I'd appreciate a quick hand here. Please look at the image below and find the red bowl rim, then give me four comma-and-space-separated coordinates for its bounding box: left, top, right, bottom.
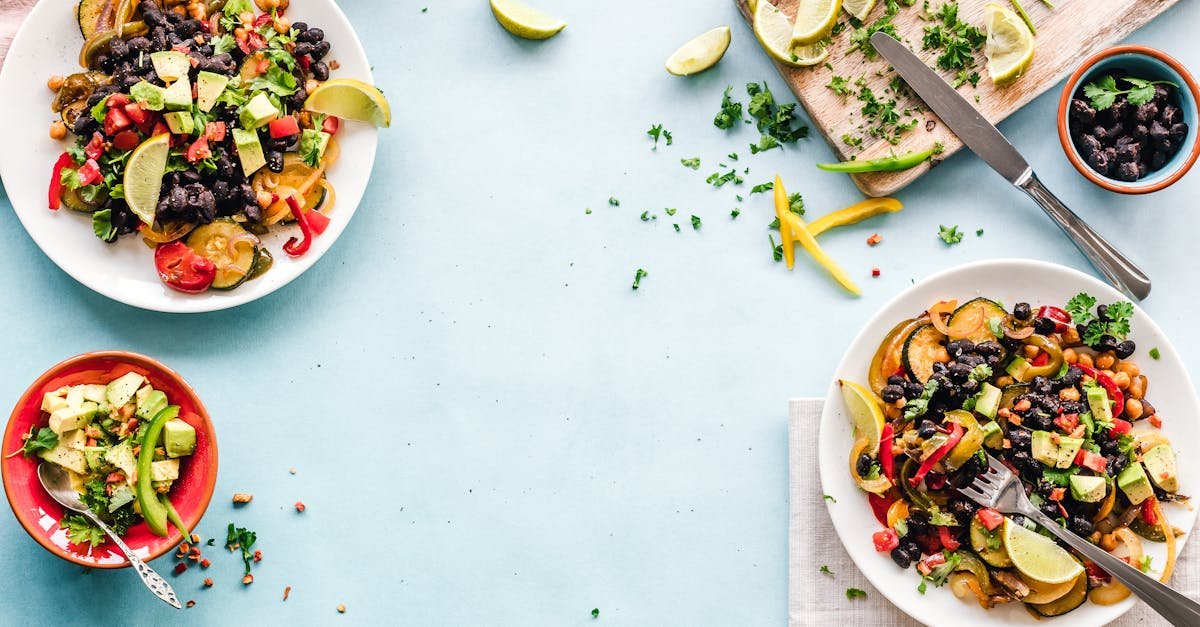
1057, 44, 1200, 195
1, 351, 217, 568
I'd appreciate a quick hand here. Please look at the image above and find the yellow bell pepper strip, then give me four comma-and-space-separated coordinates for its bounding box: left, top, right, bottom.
773, 176, 862, 296
807, 197, 903, 237
135, 405, 179, 537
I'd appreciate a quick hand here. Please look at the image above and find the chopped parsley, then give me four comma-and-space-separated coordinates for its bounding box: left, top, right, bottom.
1066, 292, 1134, 344
820, 565, 834, 576
1149, 347, 1161, 360
647, 123, 672, 148
665, 208, 677, 216
730, 209, 741, 219
227, 524, 259, 576
749, 182, 773, 194
713, 86, 743, 130
827, 75, 852, 97
61, 514, 105, 547
952, 69, 981, 88
845, 588, 868, 600
922, 3, 986, 71
691, 215, 702, 230
823, 494, 837, 503
592, 608, 600, 619
976, 228, 984, 236
745, 82, 808, 153
849, 9, 898, 60
769, 234, 783, 262
938, 224, 964, 245
632, 268, 648, 290
21, 426, 58, 457
1084, 75, 1176, 110
727, 152, 739, 161
639, 211, 655, 222
673, 223, 681, 232
706, 170, 743, 188
608, 197, 620, 207
903, 379, 939, 421
681, 157, 701, 170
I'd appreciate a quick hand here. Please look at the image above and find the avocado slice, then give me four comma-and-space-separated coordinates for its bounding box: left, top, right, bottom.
1031, 430, 1059, 467
299, 129, 330, 162
164, 111, 195, 135
1055, 436, 1084, 469
39, 444, 89, 475
1086, 385, 1113, 426
232, 128, 267, 176
150, 50, 190, 82
1117, 461, 1155, 505
163, 419, 196, 458
105, 372, 146, 409
1006, 356, 1032, 382
1069, 474, 1107, 502
975, 382, 1002, 419
1143, 444, 1178, 493
195, 71, 228, 112
239, 92, 279, 129
150, 458, 180, 482
104, 440, 137, 481
980, 420, 1003, 449
136, 390, 169, 421
162, 75, 192, 111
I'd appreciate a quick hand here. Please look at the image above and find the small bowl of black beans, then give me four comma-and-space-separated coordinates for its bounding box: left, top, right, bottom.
1058, 45, 1198, 194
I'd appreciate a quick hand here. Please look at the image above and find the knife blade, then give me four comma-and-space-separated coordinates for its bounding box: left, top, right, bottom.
869, 31, 1151, 301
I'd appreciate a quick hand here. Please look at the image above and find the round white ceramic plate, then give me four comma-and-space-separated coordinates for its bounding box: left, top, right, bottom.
819, 259, 1199, 626
0, 0, 377, 313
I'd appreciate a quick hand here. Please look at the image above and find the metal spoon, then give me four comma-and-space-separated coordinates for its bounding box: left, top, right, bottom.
38, 463, 181, 609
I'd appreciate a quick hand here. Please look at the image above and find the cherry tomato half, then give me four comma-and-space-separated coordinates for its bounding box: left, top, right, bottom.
154, 241, 216, 294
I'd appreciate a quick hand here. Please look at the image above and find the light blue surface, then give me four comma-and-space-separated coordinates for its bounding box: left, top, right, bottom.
2, 1, 1199, 624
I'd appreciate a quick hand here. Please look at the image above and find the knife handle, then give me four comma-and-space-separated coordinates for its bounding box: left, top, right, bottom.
1017, 173, 1151, 301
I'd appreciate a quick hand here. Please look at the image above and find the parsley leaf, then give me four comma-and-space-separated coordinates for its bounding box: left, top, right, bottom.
1083, 75, 1176, 110
681, 157, 701, 170
749, 182, 773, 194
713, 86, 743, 130
22, 426, 58, 457
1065, 292, 1097, 324
691, 215, 702, 230
903, 379, 939, 421
823, 494, 837, 503
745, 82, 808, 152
827, 75, 852, 97
1149, 347, 1161, 360
632, 268, 648, 290
938, 224, 964, 245
820, 565, 834, 576
846, 588, 868, 600
92, 208, 117, 242
647, 123, 667, 148
608, 197, 620, 207
62, 514, 104, 547
592, 608, 600, 619
226, 523, 258, 575
211, 34, 237, 56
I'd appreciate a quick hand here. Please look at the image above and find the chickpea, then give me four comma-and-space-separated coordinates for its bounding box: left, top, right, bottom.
47, 74, 65, 91
273, 16, 291, 34
256, 191, 275, 208
1023, 344, 1040, 359
187, 2, 207, 21
1126, 398, 1144, 420
1115, 362, 1140, 378
1061, 325, 1081, 345
1129, 375, 1148, 400
1112, 371, 1131, 390
1100, 533, 1118, 552
254, 0, 279, 10
996, 375, 1014, 388
305, 79, 319, 93
1059, 387, 1081, 402
1089, 531, 1102, 544
234, 27, 247, 40
1077, 352, 1095, 369
49, 121, 68, 140
1063, 347, 1078, 364
1095, 351, 1116, 370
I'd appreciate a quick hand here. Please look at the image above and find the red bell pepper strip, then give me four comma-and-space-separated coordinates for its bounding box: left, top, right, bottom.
910, 422, 964, 487
938, 526, 960, 551
305, 208, 330, 235
1141, 497, 1159, 525
253, 12, 272, 27
879, 424, 895, 482
76, 159, 103, 186
1076, 365, 1125, 419
282, 196, 314, 257
268, 115, 300, 139
873, 528, 900, 552
976, 508, 1004, 531
48, 152, 75, 209
1037, 305, 1072, 333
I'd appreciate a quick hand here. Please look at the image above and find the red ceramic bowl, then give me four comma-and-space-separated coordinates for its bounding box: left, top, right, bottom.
1, 352, 217, 568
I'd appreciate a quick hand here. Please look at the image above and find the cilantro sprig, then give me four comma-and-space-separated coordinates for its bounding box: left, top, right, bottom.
22, 426, 58, 457
938, 225, 963, 245
1065, 292, 1134, 345
1083, 75, 1176, 111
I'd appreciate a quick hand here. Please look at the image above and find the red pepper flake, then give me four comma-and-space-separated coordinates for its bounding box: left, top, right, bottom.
200, 558, 211, 569
253, 549, 263, 563
203, 577, 213, 588
866, 233, 883, 246
871, 267, 881, 277
173, 562, 189, 575
283, 586, 292, 601
186, 600, 196, 608
283, 195, 315, 257
295, 501, 306, 513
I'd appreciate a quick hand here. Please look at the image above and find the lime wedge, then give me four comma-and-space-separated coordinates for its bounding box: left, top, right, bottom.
665, 26, 732, 76
841, 0, 875, 21
839, 380, 885, 455
984, 3, 1034, 85
304, 78, 391, 128
1003, 518, 1085, 584
489, 0, 566, 40
122, 133, 170, 226
791, 0, 842, 46
754, 0, 831, 68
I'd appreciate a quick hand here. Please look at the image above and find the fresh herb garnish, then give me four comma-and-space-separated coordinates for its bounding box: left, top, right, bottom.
592, 608, 600, 619
647, 124, 672, 148
938, 224, 963, 245
1067, 292, 1134, 344
1139, 555, 1154, 573
730, 208, 741, 219
681, 157, 701, 170
828, 75, 852, 97
632, 268, 648, 290
1149, 347, 1161, 360
665, 208, 677, 216
769, 234, 783, 262
61, 515, 104, 547
1083, 75, 1176, 110
706, 170, 743, 188
92, 209, 117, 242
690, 215, 702, 230
750, 182, 773, 194
713, 86, 743, 130
608, 197, 620, 207
745, 82, 808, 153
226, 523, 258, 576
22, 426, 58, 457
922, 3, 986, 71
820, 565, 834, 576
903, 379, 939, 421
823, 494, 837, 503
845, 588, 868, 600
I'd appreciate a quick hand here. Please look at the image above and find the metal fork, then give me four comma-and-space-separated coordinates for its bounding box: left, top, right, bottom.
959, 454, 1200, 625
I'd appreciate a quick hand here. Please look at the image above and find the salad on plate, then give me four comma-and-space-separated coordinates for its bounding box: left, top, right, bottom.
840, 294, 1184, 616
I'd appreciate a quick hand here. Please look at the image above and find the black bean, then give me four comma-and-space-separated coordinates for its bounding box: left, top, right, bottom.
1033, 317, 1056, 335
292, 21, 308, 32
1069, 516, 1094, 537
1010, 302, 1030, 321
1135, 101, 1159, 123
1070, 99, 1096, 126
299, 27, 324, 43
1160, 104, 1180, 126
266, 150, 285, 173
975, 341, 1002, 357
107, 37, 129, 59
1107, 454, 1128, 476
1149, 119, 1170, 141
1032, 376, 1052, 395
175, 19, 201, 37
1009, 429, 1031, 450
881, 385, 905, 403
312, 61, 330, 81
1115, 142, 1140, 163
917, 420, 937, 439
856, 453, 872, 476
141, 2, 167, 27
1039, 502, 1061, 518
890, 546, 913, 568
1012, 451, 1041, 475
1168, 122, 1188, 140
293, 42, 315, 57
312, 41, 331, 61
887, 375, 907, 386
903, 382, 924, 399
164, 9, 182, 24
1059, 365, 1082, 388
959, 354, 985, 369
1151, 150, 1168, 169
1115, 340, 1136, 360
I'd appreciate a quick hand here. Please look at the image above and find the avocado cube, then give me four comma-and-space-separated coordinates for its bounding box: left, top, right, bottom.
1086, 385, 1113, 426
1143, 444, 1178, 493
105, 372, 146, 409
104, 440, 137, 481
48, 401, 97, 434
39, 444, 88, 475
1005, 356, 1031, 382
136, 390, 169, 421
980, 421, 1003, 449
58, 429, 87, 450
129, 81, 166, 111
163, 419, 197, 458
162, 76, 193, 111
1055, 436, 1084, 469
66, 385, 84, 409
196, 71, 228, 113
232, 128, 267, 176
1117, 461, 1154, 505
974, 382, 1002, 419
1030, 430, 1059, 467
108, 485, 136, 512
82, 447, 109, 472
239, 92, 279, 129
1069, 474, 1107, 503
81, 384, 107, 404
150, 50, 190, 83
150, 458, 180, 482
40, 387, 69, 413
299, 129, 331, 162
164, 111, 195, 135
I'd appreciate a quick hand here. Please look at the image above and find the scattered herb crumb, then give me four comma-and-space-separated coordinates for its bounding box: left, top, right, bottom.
728, 152, 739, 161
750, 182, 773, 194
746, 82, 808, 153
632, 268, 648, 290
938, 224, 964, 245
713, 86, 743, 130
225, 524, 258, 577
691, 215, 702, 230
823, 494, 837, 503
673, 223, 681, 232
592, 608, 600, 619
1149, 347, 1161, 360
665, 208, 677, 216
976, 228, 983, 236
706, 170, 743, 188
828, 75, 852, 97
639, 211, 655, 222
769, 234, 783, 262
609, 197, 620, 207
647, 123, 672, 148
730, 208, 741, 219
585, 208, 592, 215
681, 157, 701, 170
820, 565, 834, 576
846, 588, 868, 600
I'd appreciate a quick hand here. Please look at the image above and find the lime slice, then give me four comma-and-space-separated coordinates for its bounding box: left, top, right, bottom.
122, 133, 170, 226
754, 0, 831, 68
841, 0, 875, 21
983, 3, 1034, 85
489, 0, 566, 40
839, 380, 885, 455
665, 26, 732, 76
791, 0, 842, 46
1003, 519, 1085, 585
748, 0, 759, 12
304, 78, 391, 128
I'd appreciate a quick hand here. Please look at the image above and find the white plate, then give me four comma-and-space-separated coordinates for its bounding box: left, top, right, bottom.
0, 0, 377, 313
819, 259, 1199, 626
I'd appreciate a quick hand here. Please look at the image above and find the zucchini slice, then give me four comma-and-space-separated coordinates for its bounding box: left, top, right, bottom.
185, 220, 261, 290
902, 324, 946, 383
948, 297, 1008, 344
78, 0, 118, 41
246, 246, 274, 281
1028, 571, 1087, 617
969, 518, 1012, 568
60, 185, 107, 212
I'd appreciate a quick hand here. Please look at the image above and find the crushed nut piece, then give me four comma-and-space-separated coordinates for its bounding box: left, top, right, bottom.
203, 577, 213, 587
243, 574, 255, 585
866, 233, 883, 246
283, 586, 292, 601
295, 501, 306, 512
200, 558, 212, 569
232, 493, 254, 504
253, 549, 263, 562
190, 534, 201, 544
337, 604, 346, 613
186, 600, 196, 608
288, 467, 297, 474
173, 563, 188, 575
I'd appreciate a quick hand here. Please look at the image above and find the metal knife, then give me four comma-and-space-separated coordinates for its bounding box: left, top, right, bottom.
871, 32, 1151, 301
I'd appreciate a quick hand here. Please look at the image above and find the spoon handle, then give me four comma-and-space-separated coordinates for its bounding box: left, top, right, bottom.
86, 511, 182, 609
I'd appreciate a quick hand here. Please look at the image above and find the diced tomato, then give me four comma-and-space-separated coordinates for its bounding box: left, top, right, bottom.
1075, 449, 1108, 473
152, 121, 170, 137
269, 115, 300, 139
298, 54, 311, 71
76, 159, 103, 186
321, 115, 340, 135
104, 106, 132, 135
107, 93, 130, 109
205, 121, 226, 142
937, 526, 960, 551
867, 492, 896, 526
154, 241, 216, 294
873, 528, 900, 552
917, 552, 946, 575
1036, 305, 1072, 333
83, 132, 106, 160
1054, 413, 1079, 433
256, 56, 271, 75
976, 508, 1004, 531
305, 208, 330, 235
1085, 560, 1111, 582
112, 130, 140, 151
123, 102, 148, 124
185, 136, 212, 163
1049, 487, 1066, 502
253, 12, 272, 27
1110, 419, 1132, 436
1031, 352, 1050, 367
1141, 497, 1159, 525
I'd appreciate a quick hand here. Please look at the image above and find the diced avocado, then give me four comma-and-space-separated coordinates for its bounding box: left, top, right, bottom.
105, 372, 146, 409
164, 111, 195, 135
1143, 444, 1178, 493
163, 419, 197, 458
39, 444, 88, 475
196, 71, 228, 112
104, 440, 137, 482
151, 458, 180, 482
58, 429, 87, 450
299, 129, 331, 163
1117, 461, 1154, 505
1086, 385, 1113, 426
108, 485, 136, 512
135, 385, 152, 408
975, 382, 1002, 419
129, 80, 166, 111
239, 92, 279, 129
1031, 430, 1059, 467
1005, 356, 1032, 382
150, 50, 190, 83
82, 446, 110, 472
66, 385, 84, 409
1069, 474, 1107, 503
232, 128, 267, 176
1056, 436, 1085, 469
162, 75, 193, 111
136, 390, 169, 421
48, 401, 97, 434
41, 387, 69, 413
81, 384, 107, 404
980, 421, 1003, 449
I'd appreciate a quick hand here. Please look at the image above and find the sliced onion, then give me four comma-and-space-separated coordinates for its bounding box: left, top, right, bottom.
1004, 325, 1035, 340
226, 232, 260, 257
1090, 581, 1131, 605
928, 300, 958, 335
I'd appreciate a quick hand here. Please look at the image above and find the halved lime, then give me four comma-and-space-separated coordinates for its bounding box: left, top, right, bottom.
1003, 519, 1085, 585
754, 0, 831, 68
842, 0, 875, 21
839, 380, 885, 455
122, 133, 170, 226
489, 0, 566, 40
665, 26, 732, 76
984, 3, 1034, 85
791, 0, 842, 46
304, 78, 391, 128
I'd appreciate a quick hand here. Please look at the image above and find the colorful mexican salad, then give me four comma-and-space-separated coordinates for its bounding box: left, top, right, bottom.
840, 295, 1184, 615
10, 372, 195, 545
46, 0, 388, 293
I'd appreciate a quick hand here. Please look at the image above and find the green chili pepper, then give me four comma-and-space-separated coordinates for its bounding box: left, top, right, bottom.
816, 145, 943, 173
135, 405, 179, 538
163, 496, 188, 538
1024, 334, 1064, 379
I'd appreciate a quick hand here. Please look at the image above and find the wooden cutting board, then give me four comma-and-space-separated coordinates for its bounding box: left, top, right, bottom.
736, 0, 1182, 196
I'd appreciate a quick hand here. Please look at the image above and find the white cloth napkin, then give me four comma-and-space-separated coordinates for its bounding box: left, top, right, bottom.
789, 398, 1199, 626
